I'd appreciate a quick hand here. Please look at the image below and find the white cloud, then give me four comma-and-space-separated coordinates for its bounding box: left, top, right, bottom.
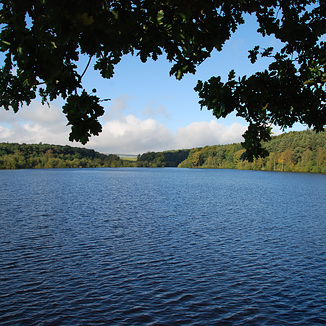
103, 94, 134, 120
0, 125, 12, 139
142, 104, 169, 119
87, 114, 174, 154
87, 117, 247, 154
102, 95, 171, 123
0, 102, 71, 145
0, 101, 248, 155
174, 120, 247, 149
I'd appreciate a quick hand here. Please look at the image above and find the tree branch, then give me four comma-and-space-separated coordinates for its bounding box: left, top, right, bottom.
80, 56, 93, 80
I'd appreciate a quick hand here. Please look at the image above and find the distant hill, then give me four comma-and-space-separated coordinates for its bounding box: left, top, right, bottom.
118, 154, 138, 160
178, 130, 326, 173
1, 130, 325, 172
136, 149, 190, 167
0, 143, 124, 169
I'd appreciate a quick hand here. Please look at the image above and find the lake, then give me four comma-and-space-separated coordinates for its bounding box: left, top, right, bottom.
0, 168, 325, 325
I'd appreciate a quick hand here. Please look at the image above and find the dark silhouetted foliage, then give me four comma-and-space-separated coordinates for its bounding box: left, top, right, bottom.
1, 1, 325, 158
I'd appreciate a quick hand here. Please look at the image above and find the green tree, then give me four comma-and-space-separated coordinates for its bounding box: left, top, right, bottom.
315, 147, 326, 172
233, 149, 248, 169
280, 149, 294, 171
215, 148, 226, 168
265, 152, 277, 171
0, 0, 325, 158
300, 148, 313, 172
0, 142, 123, 169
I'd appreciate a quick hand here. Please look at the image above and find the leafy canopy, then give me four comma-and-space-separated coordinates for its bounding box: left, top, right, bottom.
0, 0, 325, 159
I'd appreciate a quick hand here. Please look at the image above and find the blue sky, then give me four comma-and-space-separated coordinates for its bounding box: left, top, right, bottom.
0, 15, 306, 154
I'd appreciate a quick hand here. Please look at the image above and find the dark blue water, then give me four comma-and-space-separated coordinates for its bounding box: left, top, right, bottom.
1, 168, 325, 325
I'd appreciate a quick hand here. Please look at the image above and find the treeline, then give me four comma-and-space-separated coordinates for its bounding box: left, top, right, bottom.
0, 143, 125, 169
1, 130, 326, 172
178, 130, 326, 173
0, 143, 190, 169
137, 149, 190, 167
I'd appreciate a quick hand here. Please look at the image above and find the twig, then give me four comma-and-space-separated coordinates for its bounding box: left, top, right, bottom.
80, 55, 93, 79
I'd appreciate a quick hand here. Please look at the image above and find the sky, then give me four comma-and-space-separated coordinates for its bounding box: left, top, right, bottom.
0, 15, 307, 155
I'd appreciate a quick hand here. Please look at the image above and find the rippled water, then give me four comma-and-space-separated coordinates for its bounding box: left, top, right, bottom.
1, 168, 326, 325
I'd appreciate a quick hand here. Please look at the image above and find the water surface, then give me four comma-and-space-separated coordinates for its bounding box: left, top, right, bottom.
1, 168, 325, 325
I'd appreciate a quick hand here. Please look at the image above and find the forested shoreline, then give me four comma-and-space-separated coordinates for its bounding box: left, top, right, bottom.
1, 130, 326, 173
179, 130, 326, 173
0, 143, 125, 169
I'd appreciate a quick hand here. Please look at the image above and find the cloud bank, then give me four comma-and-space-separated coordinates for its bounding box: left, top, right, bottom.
0, 101, 247, 154
0, 102, 71, 145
